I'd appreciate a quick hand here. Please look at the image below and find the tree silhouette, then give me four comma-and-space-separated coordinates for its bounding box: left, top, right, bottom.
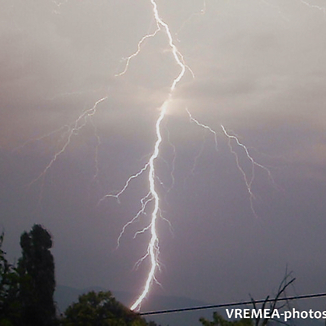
62, 290, 154, 326
18, 224, 56, 326
1, 226, 164, 326
250, 272, 295, 326
62, 291, 163, 326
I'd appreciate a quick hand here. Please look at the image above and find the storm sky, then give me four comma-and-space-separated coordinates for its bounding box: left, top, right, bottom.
1, 0, 326, 313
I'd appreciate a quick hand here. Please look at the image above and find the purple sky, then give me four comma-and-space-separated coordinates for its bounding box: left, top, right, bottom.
1, 0, 326, 312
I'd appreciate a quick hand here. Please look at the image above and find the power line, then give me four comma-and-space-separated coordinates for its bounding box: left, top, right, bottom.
139, 292, 326, 316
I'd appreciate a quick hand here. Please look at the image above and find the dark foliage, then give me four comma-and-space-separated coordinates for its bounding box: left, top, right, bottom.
61, 290, 156, 326
0, 227, 161, 326
17, 224, 56, 326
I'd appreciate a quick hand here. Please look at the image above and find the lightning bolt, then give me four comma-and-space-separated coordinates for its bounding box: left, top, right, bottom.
128, 0, 186, 311
97, 0, 188, 311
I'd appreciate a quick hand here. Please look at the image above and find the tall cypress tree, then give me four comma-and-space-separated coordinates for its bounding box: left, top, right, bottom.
18, 224, 56, 326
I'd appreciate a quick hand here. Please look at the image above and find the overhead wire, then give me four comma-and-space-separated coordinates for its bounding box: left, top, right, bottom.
139, 292, 326, 316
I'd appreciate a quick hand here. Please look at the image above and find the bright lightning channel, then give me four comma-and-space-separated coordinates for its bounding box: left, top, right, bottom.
103, 0, 187, 311
128, 0, 187, 311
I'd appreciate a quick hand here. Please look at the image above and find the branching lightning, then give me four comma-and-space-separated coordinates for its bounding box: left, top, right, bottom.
299, 0, 326, 14
186, 108, 219, 152
26, 96, 107, 200
115, 29, 160, 77
220, 124, 274, 217
186, 109, 274, 218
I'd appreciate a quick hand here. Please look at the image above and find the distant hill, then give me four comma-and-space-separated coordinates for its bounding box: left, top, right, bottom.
54, 285, 213, 325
